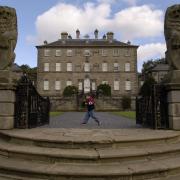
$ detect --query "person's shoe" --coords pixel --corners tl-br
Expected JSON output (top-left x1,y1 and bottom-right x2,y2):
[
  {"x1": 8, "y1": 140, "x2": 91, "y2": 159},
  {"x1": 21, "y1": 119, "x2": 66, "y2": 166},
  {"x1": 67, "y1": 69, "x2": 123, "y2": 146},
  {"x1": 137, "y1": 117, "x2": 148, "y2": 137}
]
[{"x1": 81, "y1": 122, "x2": 87, "y2": 125}]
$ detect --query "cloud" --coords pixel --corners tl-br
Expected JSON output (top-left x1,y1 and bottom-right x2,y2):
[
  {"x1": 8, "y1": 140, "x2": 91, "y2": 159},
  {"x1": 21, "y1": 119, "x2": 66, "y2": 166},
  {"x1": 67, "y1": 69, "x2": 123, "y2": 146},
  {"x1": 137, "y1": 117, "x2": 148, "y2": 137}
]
[
  {"x1": 30, "y1": 2, "x2": 164, "y2": 44},
  {"x1": 114, "y1": 5, "x2": 163, "y2": 40},
  {"x1": 122, "y1": 0, "x2": 137, "y2": 6},
  {"x1": 137, "y1": 43, "x2": 167, "y2": 71}
]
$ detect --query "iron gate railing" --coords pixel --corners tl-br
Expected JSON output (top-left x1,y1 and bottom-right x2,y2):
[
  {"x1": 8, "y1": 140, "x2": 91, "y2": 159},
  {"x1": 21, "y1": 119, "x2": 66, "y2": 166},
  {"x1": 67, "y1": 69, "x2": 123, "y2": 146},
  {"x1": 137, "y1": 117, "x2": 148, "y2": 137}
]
[
  {"x1": 15, "y1": 75, "x2": 50, "y2": 128},
  {"x1": 136, "y1": 84, "x2": 169, "y2": 129}
]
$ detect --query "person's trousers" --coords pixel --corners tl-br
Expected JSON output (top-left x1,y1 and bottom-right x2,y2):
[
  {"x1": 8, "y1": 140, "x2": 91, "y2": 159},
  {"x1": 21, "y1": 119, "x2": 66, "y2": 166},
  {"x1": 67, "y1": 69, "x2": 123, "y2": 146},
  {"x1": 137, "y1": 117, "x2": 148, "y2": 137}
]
[{"x1": 83, "y1": 110, "x2": 99, "y2": 123}]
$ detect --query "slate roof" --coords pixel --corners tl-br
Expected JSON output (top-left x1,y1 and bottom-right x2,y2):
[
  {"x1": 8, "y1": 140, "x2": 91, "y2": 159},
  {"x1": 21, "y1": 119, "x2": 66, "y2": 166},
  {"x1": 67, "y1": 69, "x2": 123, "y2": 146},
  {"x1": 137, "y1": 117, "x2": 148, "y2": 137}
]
[
  {"x1": 36, "y1": 39, "x2": 138, "y2": 48},
  {"x1": 151, "y1": 63, "x2": 170, "y2": 72}
]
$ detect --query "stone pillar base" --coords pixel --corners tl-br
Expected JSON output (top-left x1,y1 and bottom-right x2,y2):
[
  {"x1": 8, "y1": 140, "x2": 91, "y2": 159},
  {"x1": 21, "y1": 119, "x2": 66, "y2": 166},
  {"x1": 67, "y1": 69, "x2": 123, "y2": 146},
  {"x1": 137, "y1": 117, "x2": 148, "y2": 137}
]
[
  {"x1": 167, "y1": 83, "x2": 180, "y2": 130},
  {"x1": 0, "y1": 70, "x2": 11, "y2": 84},
  {"x1": 0, "y1": 84, "x2": 15, "y2": 129}
]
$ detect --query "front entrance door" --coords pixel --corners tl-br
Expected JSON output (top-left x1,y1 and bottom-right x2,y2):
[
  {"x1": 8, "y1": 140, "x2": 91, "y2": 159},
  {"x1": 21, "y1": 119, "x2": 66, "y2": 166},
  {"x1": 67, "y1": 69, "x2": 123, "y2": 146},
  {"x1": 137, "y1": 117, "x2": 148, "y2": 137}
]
[{"x1": 84, "y1": 78, "x2": 90, "y2": 93}]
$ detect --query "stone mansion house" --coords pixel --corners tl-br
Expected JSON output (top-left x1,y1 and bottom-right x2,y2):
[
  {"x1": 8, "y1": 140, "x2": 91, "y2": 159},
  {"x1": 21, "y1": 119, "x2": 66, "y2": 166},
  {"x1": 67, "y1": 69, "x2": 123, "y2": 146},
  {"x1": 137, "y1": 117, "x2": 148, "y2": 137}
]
[{"x1": 36, "y1": 29, "x2": 138, "y2": 109}]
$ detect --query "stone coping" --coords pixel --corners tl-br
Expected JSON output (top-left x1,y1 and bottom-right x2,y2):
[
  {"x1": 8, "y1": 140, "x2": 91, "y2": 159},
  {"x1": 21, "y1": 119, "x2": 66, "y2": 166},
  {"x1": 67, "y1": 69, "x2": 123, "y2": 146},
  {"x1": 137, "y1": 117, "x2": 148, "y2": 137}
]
[
  {"x1": 0, "y1": 83, "x2": 16, "y2": 90},
  {"x1": 0, "y1": 128, "x2": 179, "y2": 144}
]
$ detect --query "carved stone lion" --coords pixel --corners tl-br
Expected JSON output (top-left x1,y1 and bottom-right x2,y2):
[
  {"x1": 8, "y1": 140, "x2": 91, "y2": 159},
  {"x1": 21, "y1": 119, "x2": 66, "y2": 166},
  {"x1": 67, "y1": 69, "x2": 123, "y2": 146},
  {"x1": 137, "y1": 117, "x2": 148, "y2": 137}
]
[
  {"x1": 0, "y1": 6, "x2": 17, "y2": 70},
  {"x1": 164, "y1": 4, "x2": 180, "y2": 70}
]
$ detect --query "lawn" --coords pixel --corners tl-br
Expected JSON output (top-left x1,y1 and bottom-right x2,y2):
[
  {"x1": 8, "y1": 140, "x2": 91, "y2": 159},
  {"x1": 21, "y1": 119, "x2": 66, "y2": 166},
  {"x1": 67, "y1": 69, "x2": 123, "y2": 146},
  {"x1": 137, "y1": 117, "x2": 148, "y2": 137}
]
[
  {"x1": 110, "y1": 111, "x2": 136, "y2": 120},
  {"x1": 50, "y1": 112, "x2": 64, "y2": 117}
]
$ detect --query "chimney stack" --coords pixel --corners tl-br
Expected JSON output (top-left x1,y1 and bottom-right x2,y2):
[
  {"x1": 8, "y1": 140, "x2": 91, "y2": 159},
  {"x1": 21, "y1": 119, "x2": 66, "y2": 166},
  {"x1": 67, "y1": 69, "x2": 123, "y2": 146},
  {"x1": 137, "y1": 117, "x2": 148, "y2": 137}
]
[
  {"x1": 94, "y1": 29, "x2": 98, "y2": 39},
  {"x1": 44, "y1": 40, "x2": 48, "y2": 45},
  {"x1": 103, "y1": 34, "x2": 106, "y2": 39},
  {"x1": 61, "y1": 32, "x2": 68, "y2": 40},
  {"x1": 107, "y1": 32, "x2": 114, "y2": 42},
  {"x1": 76, "y1": 29, "x2": 80, "y2": 39}
]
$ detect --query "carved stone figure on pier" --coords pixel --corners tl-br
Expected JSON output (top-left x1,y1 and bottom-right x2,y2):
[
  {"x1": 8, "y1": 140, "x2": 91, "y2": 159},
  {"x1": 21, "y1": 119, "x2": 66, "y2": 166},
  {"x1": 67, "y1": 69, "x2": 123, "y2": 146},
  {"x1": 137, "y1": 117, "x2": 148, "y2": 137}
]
[
  {"x1": 164, "y1": 4, "x2": 180, "y2": 70},
  {"x1": 0, "y1": 6, "x2": 17, "y2": 70}
]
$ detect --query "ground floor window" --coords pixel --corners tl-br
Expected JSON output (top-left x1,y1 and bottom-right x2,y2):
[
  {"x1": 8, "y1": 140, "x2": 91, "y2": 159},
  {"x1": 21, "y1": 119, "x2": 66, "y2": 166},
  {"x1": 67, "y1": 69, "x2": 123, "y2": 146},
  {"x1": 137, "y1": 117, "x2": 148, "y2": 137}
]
[
  {"x1": 114, "y1": 81, "x2": 119, "y2": 90},
  {"x1": 92, "y1": 82, "x2": 96, "y2": 90},
  {"x1": 55, "y1": 81, "x2": 61, "y2": 90},
  {"x1": 125, "y1": 80, "x2": 131, "y2": 91},
  {"x1": 78, "y1": 82, "x2": 83, "y2": 90}
]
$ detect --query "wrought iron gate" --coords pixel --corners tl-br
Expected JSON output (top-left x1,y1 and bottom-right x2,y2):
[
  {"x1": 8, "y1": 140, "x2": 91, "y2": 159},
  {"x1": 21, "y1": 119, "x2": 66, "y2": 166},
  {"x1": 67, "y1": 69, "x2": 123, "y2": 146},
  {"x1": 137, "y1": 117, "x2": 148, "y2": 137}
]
[
  {"x1": 136, "y1": 84, "x2": 169, "y2": 129},
  {"x1": 15, "y1": 75, "x2": 50, "y2": 128}
]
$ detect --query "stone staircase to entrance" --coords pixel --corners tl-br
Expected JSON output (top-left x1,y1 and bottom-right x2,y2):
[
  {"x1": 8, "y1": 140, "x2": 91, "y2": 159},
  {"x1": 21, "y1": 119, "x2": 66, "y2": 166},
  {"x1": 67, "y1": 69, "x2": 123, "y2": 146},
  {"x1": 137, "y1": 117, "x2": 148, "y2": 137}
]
[{"x1": 0, "y1": 128, "x2": 180, "y2": 179}]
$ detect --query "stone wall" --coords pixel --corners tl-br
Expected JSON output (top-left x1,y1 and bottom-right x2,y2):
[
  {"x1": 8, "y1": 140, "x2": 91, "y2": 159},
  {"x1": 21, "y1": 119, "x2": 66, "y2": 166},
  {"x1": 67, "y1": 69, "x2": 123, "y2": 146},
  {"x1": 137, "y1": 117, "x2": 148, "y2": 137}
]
[{"x1": 50, "y1": 96, "x2": 136, "y2": 111}]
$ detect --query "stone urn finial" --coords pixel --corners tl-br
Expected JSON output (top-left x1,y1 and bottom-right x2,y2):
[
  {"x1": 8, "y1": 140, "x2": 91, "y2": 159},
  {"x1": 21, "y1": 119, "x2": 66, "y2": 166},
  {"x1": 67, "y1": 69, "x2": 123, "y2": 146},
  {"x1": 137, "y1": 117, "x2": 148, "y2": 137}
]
[{"x1": 0, "y1": 6, "x2": 17, "y2": 70}]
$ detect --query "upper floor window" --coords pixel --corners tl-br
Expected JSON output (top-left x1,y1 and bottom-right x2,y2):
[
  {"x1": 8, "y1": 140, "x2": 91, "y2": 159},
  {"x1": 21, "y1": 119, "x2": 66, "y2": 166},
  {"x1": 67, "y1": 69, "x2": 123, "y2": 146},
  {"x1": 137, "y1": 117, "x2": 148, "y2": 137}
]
[
  {"x1": 125, "y1": 80, "x2": 131, "y2": 91},
  {"x1": 43, "y1": 80, "x2": 49, "y2": 91},
  {"x1": 66, "y1": 80, "x2": 72, "y2": 86},
  {"x1": 114, "y1": 63, "x2": 119, "y2": 71},
  {"x1": 67, "y1": 63, "x2": 72, "y2": 71},
  {"x1": 55, "y1": 81, "x2": 61, "y2": 90},
  {"x1": 113, "y1": 49, "x2": 120, "y2": 56},
  {"x1": 102, "y1": 62, "x2": 108, "y2": 72},
  {"x1": 44, "y1": 63, "x2": 49, "y2": 72},
  {"x1": 84, "y1": 63, "x2": 90, "y2": 72},
  {"x1": 124, "y1": 49, "x2": 131, "y2": 56},
  {"x1": 56, "y1": 63, "x2": 61, "y2": 72},
  {"x1": 44, "y1": 49, "x2": 50, "y2": 56},
  {"x1": 84, "y1": 49, "x2": 91, "y2": 56},
  {"x1": 67, "y1": 49, "x2": 73, "y2": 56},
  {"x1": 114, "y1": 81, "x2": 119, "y2": 90},
  {"x1": 55, "y1": 50, "x2": 61, "y2": 56},
  {"x1": 101, "y1": 49, "x2": 107, "y2": 56},
  {"x1": 125, "y1": 62, "x2": 130, "y2": 72}
]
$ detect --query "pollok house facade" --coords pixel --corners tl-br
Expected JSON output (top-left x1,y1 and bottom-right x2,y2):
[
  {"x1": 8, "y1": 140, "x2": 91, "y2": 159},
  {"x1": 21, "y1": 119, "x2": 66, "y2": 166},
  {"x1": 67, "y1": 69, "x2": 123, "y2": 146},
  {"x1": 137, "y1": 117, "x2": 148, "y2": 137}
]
[{"x1": 36, "y1": 29, "x2": 139, "y2": 111}]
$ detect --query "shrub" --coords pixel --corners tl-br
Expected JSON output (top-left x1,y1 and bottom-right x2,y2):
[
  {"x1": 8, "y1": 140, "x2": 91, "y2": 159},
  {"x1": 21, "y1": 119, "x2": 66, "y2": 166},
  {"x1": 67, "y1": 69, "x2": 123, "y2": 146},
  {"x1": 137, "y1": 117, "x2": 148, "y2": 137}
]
[
  {"x1": 121, "y1": 96, "x2": 131, "y2": 110},
  {"x1": 63, "y1": 86, "x2": 78, "y2": 97},
  {"x1": 97, "y1": 84, "x2": 111, "y2": 96}
]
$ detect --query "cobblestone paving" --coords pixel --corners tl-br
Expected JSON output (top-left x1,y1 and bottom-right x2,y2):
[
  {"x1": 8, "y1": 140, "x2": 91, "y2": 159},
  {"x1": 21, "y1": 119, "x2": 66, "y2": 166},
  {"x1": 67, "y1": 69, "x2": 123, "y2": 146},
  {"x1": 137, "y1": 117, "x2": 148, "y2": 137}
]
[{"x1": 43, "y1": 112, "x2": 141, "y2": 129}]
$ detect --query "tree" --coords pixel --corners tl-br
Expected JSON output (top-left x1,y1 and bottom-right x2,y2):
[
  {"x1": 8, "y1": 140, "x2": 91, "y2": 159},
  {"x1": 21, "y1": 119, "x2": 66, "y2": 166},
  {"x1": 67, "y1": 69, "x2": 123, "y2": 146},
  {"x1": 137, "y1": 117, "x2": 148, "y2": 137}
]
[
  {"x1": 20, "y1": 64, "x2": 37, "y2": 74},
  {"x1": 97, "y1": 84, "x2": 111, "y2": 96},
  {"x1": 63, "y1": 86, "x2": 78, "y2": 97},
  {"x1": 142, "y1": 58, "x2": 166, "y2": 73}
]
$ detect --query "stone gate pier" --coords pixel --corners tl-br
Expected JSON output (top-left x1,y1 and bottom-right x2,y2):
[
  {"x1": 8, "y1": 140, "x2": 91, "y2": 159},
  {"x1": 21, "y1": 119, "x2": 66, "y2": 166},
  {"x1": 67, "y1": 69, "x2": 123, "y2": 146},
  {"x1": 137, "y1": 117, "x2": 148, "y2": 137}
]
[
  {"x1": 0, "y1": 6, "x2": 17, "y2": 129},
  {"x1": 164, "y1": 4, "x2": 180, "y2": 130}
]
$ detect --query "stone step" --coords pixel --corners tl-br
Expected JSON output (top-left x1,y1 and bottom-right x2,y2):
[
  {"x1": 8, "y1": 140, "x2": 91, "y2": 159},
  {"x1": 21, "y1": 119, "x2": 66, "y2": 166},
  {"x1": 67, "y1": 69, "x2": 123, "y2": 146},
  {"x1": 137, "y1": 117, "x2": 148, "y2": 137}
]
[
  {"x1": 0, "y1": 129, "x2": 179, "y2": 149},
  {"x1": 1, "y1": 136, "x2": 180, "y2": 164},
  {"x1": 0, "y1": 155, "x2": 180, "y2": 179}
]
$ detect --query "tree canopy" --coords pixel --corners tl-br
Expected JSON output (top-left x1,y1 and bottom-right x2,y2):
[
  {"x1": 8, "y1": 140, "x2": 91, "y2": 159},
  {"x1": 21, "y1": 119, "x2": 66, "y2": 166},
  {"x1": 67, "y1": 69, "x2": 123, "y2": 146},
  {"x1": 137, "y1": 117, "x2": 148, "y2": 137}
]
[{"x1": 142, "y1": 58, "x2": 166, "y2": 73}]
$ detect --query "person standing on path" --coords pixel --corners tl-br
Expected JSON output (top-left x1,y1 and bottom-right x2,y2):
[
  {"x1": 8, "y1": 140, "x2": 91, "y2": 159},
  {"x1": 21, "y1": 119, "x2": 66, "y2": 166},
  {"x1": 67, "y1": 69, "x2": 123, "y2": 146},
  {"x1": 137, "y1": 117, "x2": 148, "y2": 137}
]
[{"x1": 81, "y1": 94, "x2": 101, "y2": 126}]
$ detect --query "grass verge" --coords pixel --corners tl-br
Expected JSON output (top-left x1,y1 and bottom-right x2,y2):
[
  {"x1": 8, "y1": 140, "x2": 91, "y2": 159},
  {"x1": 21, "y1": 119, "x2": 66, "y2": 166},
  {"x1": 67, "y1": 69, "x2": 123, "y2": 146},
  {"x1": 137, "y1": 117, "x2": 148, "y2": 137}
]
[
  {"x1": 50, "y1": 112, "x2": 64, "y2": 117},
  {"x1": 110, "y1": 111, "x2": 136, "y2": 120}
]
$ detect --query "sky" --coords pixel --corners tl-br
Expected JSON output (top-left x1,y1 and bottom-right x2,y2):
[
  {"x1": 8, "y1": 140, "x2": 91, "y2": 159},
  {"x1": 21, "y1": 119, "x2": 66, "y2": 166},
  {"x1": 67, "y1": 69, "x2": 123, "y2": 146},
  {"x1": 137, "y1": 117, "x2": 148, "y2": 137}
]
[{"x1": 0, "y1": 0, "x2": 179, "y2": 72}]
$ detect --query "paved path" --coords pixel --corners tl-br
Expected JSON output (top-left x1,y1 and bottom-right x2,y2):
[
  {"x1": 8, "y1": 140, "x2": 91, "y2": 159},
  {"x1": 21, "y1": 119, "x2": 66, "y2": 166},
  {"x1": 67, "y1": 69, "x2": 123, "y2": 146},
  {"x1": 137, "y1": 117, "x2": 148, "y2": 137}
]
[{"x1": 43, "y1": 112, "x2": 140, "y2": 129}]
